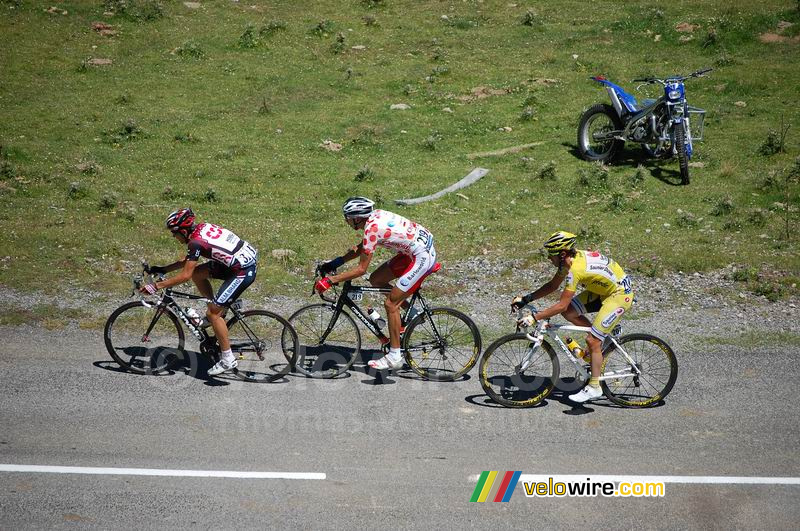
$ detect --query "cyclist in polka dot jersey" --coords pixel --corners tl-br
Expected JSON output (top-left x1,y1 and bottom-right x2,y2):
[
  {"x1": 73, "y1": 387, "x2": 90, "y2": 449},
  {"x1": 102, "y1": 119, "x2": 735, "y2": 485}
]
[{"x1": 315, "y1": 197, "x2": 438, "y2": 371}]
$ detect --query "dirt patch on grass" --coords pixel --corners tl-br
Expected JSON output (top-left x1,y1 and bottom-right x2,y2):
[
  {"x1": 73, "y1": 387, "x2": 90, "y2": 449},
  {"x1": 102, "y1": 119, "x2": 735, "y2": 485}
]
[
  {"x1": 759, "y1": 32, "x2": 800, "y2": 44},
  {"x1": 455, "y1": 86, "x2": 512, "y2": 102}
]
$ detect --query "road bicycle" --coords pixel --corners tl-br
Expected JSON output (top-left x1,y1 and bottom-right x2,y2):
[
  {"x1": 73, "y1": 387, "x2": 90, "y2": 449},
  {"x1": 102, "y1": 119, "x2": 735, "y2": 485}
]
[
  {"x1": 103, "y1": 265, "x2": 299, "y2": 382},
  {"x1": 479, "y1": 305, "x2": 677, "y2": 407},
  {"x1": 287, "y1": 263, "x2": 481, "y2": 380}
]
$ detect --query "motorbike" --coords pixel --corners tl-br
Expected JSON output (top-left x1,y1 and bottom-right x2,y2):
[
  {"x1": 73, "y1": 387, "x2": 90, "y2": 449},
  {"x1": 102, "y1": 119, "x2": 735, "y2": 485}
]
[{"x1": 577, "y1": 68, "x2": 711, "y2": 184}]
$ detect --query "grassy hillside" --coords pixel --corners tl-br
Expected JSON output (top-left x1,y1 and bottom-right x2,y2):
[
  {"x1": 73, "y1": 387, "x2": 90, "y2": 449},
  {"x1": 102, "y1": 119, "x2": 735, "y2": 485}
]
[{"x1": 1, "y1": 0, "x2": 799, "y2": 298}]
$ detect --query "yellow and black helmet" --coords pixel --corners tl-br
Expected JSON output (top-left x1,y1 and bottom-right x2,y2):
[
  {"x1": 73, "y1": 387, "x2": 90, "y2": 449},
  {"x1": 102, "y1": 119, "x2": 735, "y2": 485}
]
[{"x1": 543, "y1": 231, "x2": 577, "y2": 255}]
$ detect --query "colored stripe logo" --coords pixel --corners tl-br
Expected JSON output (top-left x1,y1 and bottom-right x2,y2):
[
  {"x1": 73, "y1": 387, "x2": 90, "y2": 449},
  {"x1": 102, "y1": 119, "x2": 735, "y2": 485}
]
[{"x1": 470, "y1": 471, "x2": 521, "y2": 502}]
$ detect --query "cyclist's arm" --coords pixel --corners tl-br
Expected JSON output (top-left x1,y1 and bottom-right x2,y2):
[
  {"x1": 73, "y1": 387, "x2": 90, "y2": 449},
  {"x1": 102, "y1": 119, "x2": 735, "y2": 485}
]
[
  {"x1": 534, "y1": 288, "x2": 575, "y2": 321},
  {"x1": 525, "y1": 271, "x2": 566, "y2": 302},
  {"x1": 154, "y1": 259, "x2": 199, "y2": 290},
  {"x1": 328, "y1": 252, "x2": 372, "y2": 284},
  {"x1": 160, "y1": 259, "x2": 186, "y2": 273},
  {"x1": 341, "y1": 242, "x2": 365, "y2": 262}
]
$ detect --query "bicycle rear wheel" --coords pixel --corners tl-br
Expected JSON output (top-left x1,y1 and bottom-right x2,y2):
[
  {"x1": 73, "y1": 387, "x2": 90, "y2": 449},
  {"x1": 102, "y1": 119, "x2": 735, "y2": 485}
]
[
  {"x1": 600, "y1": 333, "x2": 678, "y2": 407},
  {"x1": 288, "y1": 303, "x2": 361, "y2": 378},
  {"x1": 226, "y1": 310, "x2": 298, "y2": 383},
  {"x1": 103, "y1": 301, "x2": 185, "y2": 374},
  {"x1": 479, "y1": 333, "x2": 559, "y2": 408},
  {"x1": 402, "y1": 307, "x2": 481, "y2": 381}
]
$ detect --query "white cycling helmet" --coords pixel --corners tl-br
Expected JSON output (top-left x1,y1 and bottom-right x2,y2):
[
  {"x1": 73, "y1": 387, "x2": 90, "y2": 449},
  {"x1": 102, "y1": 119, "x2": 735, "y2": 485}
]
[{"x1": 342, "y1": 196, "x2": 375, "y2": 218}]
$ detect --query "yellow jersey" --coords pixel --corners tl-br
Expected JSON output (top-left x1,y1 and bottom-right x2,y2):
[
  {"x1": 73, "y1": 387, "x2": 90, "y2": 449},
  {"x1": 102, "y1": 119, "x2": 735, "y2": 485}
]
[{"x1": 559, "y1": 250, "x2": 630, "y2": 298}]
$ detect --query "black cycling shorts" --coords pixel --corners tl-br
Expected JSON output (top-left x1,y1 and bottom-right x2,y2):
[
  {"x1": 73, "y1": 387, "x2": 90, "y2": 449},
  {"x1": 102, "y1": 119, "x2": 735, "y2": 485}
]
[{"x1": 206, "y1": 262, "x2": 257, "y2": 307}]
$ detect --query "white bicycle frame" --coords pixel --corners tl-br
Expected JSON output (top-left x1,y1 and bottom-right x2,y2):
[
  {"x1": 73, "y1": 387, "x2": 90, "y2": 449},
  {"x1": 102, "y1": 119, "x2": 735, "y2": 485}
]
[{"x1": 519, "y1": 318, "x2": 641, "y2": 383}]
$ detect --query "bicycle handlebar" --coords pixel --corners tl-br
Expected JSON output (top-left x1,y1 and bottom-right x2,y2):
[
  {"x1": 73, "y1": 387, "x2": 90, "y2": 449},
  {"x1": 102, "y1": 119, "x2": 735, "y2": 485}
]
[
  {"x1": 632, "y1": 67, "x2": 712, "y2": 86},
  {"x1": 311, "y1": 261, "x2": 338, "y2": 303}
]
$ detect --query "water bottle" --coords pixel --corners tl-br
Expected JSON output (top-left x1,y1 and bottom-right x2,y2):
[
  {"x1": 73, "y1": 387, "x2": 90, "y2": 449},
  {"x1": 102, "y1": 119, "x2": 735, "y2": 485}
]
[
  {"x1": 565, "y1": 336, "x2": 588, "y2": 362},
  {"x1": 368, "y1": 307, "x2": 386, "y2": 329},
  {"x1": 186, "y1": 307, "x2": 201, "y2": 326}
]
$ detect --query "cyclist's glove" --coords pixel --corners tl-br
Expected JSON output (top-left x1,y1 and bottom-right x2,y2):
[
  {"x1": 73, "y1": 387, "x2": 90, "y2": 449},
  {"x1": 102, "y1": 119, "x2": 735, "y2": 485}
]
[
  {"x1": 140, "y1": 283, "x2": 159, "y2": 295},
  {"x1": 146, "y1": 265, "x2": 167, "y2": 275},
  {"x1": 314, "y1": 277, "x2": 335, "y2": 294},
  {"x1": 511, "y1": 294, "x2": 533, "y2": 311},
  {"x1": 318, "y1": 256, "x2": 345, "y2": 275}
]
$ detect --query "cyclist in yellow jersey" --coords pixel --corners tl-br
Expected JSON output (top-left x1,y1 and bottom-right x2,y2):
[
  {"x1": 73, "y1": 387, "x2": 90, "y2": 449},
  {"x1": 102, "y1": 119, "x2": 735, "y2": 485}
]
[{"x1": 511, "y1": 231, "x2": 634, "y2": 403}]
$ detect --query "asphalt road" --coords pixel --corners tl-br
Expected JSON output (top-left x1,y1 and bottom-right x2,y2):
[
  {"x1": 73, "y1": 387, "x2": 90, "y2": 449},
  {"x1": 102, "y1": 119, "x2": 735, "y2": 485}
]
[{"x1": 1, "y1": 324, "x2": 798, "y2": 529}]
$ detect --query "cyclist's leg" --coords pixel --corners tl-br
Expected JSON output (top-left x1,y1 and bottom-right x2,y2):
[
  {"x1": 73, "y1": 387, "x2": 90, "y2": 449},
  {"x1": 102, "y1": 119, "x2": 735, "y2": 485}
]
[
  {"x1": 370, "y1": 254, "x2": 413, "y2": 310},
  {"x1": 191, "y1": 262, "x2": 215, "y2": 299},
  {"x1": 587, "y1": 292, "x2": 633, "y2": 377},
  {"x1": 385, "y1": 249, "x2": 436, "y2": 346},
  {"x1": 209, "y1": 264, "x2": 257, "y2": 352},
  {"x1": 368, "y1": 258, "x2": 397, "y2": 288},
  {"x1": 562, "y1": 290, "x2": 596, "y2": 329}
]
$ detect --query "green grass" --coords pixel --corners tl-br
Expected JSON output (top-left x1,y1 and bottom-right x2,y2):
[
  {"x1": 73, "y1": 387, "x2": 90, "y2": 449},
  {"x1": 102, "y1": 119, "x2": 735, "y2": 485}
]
[
  {"x1": 0, "y1": 0, "x2": 799, "y2": 297},
  {"x1": 702, "y1": 331, "x2": 800, "y2": 348}
]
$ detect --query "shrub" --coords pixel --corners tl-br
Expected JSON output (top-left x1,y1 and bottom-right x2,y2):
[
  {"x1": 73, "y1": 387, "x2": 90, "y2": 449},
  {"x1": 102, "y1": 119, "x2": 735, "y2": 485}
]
[
  {"x1": 444, "y1": 16, "x2": 478, "y2": 29},
  {"x1": 711, "y1": 196, "x2": 734, "y2": 216},
  {"x1": 577, "y1": 162, "x2": 609, "y2": 188},
  {"x1": 238, "y1": 24, "x2": 259, "y2": 49},
  {"x1": 732, "y1": 266, "x2": 759, "y2": 282},
  {"x1": 260, "y1": 20, "x2": 287, "y2": 36},
  {"x1": 176, "y1": 40, "x2": 205, "y2": 58},
  {"x1": 103, "y1": 0, "x2": 163, "y2": 21},
  {"x1": 521, "y1": 9, "x2": 540, "y2": 27},
  {"x1": 537, "y1": 161, "x2": 557, "y2": 181},
  {"x1": 203, "y1": 187, "x2": 218, "y2": 203},
  {"x1": 68, "y1": 181, "x2": 88, "y2": 200},
  {"x1": 331, "y1": 32, "x2": 346, "y2": 54},
  {"x1": 630, "y1": 165, "x2": 646, "y2": 186},
  {"x1": 759, "y1": 128, "x2": 788, "y2": 156},
  {"x1": 676, "y1": 209, "x2": 699, "y2": 228},
  {"x1": 114, "y1": 92, "x2": 132, "y2": 105},
  {"x1": 99, "y1": 192, "x2": 118, "y2": 210},
  {"x1": 422, "y1": 132, "x2": 442, "y2": 151},
  {"x1": 520, "y1": 106, "x2": 535, "y2": 121},
  {"x1": 162, "y1": 186, "x2": 177, "y2": 200},
  {"x1": 174, "y1": 131, "x2": 197, "y2": 143},
  {"x1": 607, "y1": 191, "x2": 626, "y2": 212},
  {"x1": 103, "y1": 119, "x2": 144, "y2": 144},
  {"x1": 746, "y1": 208, "x2": 767, "y2": 227},
  {"x1": 722, "y1": 219, "x2": 742, "y2": 232},
  {"x1": 0, "y1": 160, "x2": 17, "y2": 180},
  {"x1": 311, "y1": 20, "x2": 334, "y2": 36},
  {"x1": 354, "y1": 165, "x2": 374, "y2": 182}
]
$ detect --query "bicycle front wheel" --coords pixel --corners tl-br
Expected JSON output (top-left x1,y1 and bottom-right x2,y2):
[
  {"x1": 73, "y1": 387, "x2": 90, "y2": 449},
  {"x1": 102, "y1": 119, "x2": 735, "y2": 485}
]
[
  {"x1": 103, "y1": 301, "x2": 185, "y2": 374},
  {"x1": 288, "y1": 303, "x2": 361, "y2": 378},
  {"x1": 402, "y1": 307, "x2": 482, "y2": 381},
  {"x1": 226, "y1": 310, "x2": 299, "y2": 383},
  {"x1": 479, "y1": 333, "x2": 559, "y2": 408},
  {"x1": 600, "y1": 333, "x2": 678, "y2": 407}
]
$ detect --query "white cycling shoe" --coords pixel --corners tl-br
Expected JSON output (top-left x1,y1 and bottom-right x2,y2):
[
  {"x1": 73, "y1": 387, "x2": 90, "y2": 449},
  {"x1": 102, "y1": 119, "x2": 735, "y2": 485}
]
[
  {"x1": 368, "y1": 355, "x2": 403, "y2": 371},
  {"x1": 208, "y1": 358, "x2": 238, "y2": 376},
  {"x1": 569, "y1": 385, "x2": 602, "y2": 403}
]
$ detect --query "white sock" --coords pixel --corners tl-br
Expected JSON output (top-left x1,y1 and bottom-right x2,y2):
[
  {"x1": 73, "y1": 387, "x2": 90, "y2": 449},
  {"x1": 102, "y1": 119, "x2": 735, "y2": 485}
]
[
  {"x1": 387, "y1": 348, "x2": 402, "y2": 362},
  {"x1": 221, "y1": 349, "x2": 234, "y2": 363}
]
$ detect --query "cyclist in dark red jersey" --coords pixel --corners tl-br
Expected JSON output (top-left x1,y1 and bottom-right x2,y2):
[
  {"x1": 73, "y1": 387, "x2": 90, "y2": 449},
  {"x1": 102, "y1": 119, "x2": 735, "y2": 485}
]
[{"x1": 140, "y1": 208, "x2": 258, "y2": 376}]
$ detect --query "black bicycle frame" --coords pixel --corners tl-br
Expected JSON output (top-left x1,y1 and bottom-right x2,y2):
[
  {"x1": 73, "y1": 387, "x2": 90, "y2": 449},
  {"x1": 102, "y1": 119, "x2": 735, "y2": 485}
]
[
  {"x1": 144, "y1": 288, "x2": 250, "y2": 349},
  {"x1": 320, "y1": 281, "x2": 445, "y2": 352}
]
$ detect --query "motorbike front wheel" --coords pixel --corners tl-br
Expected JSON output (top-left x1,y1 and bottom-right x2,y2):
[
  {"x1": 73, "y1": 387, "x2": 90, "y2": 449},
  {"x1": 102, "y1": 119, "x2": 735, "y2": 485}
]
[
  {"x1": 674, "y1": 125, "x2": 690, "y2": 185},
  {"x1": 577, "y1": 103, "x2": 624, "y2": 162}
]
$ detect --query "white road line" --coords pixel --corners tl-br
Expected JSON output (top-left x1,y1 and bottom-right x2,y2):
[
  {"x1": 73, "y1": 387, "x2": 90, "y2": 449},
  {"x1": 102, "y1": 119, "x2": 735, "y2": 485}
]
[
  {"x1": 469, "y1": 473, "x2": 800, "y2": 485},
  {"x1": 0, "y1": 464, "x2": 325, "y2": 480}
]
